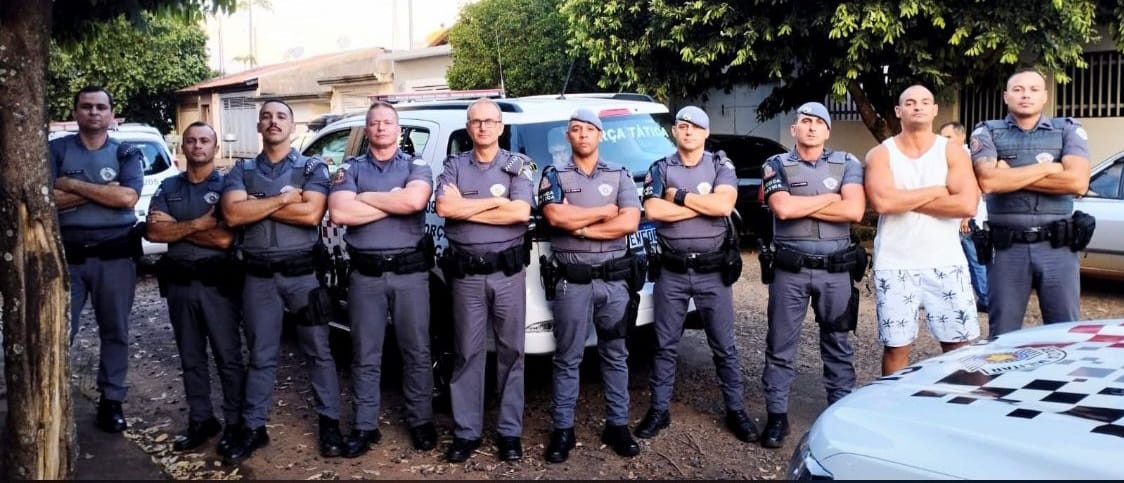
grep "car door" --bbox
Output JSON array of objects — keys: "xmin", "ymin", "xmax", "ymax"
[{"xmin": 1076, "ymin": 154, "xmax": 1124, "ymax": 276}]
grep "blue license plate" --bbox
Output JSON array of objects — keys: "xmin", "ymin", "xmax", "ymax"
[{"xmin": 628, "ymin": 221, "xmax": 657, "ymax": 250}]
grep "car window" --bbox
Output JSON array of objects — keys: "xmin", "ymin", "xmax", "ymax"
[
  {"xmin": 131, "ymin": 141, "xmax": 171, "ymax": 176},
  {"xmin": 303, "ymin": 128, "xmax": 351, "ymax": 166},
  {"xmin": 401, "ymin": 127, "xmax": 430, "ymax": 156},
  {"xmin": 514, "ymin": 113, "xmax": 676, "ymax": 177},
  {"xmin": 707, "ymin": 135, "xmax": 787, "ymax": 179},
  {"xmin": 446, "ymin": 126, "xmax": 513, "ymax": 156},
  {"xmin": 1087, "ymin": 160, "xmax": 1123, "ymax": 199}
]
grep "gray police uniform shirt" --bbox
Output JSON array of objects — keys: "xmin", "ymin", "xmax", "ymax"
[
  {"xmin": 969, "ymin": 114, "xmax": 1089, "ymax": 229},
  {"xmin": 48, "ymin": 135, "xmax": 145, "ymax": 244},
  {"xmin": 435, "ymin": 149, "xmax": 535, "ymax": 256},
  {"xmin": 643, "ymin": 151, "xmax": 737, "ymax": 253},
  {"xmin": 149, "ymin": 170, "xmax": 227, "ymax": 262},
  {"xmin": 330, "ymin": 149, "xmax": 434, "ymax": 253},
  {"xmin": 538, "ymin": 158, "xmax": 639, "ymax": 265},
  {"xmin": 762, "ymin": 149, "xmax": 863, "ymax": 256},
  {"xmin": 222, "ymin": 148, "xmax": 330, "ymax": 258}
]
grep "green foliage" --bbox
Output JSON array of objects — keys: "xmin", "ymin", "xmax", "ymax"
[
  {"xmin": 51, "ymin": 0, "xmax": 236, "ymax": 44},
  {"xmin": 565, "ymin": 0, "xmax": 1120, "ymax": 141},
  {"xmin": 47, "ymin": 11, "xmax": 213, "ymax": 133},
  {"xmin": 447, "ymin": 0, "xmax": 603, "ymax": 96}
]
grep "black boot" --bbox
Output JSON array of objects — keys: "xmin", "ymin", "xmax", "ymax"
[
  {"xmin": 319, "ymin": 416, "xmax": 344, "ymax": 458},
  {"xmin": 445, "ymin": 437, "xmax": 481, "ymax": 463},
  {"xmin": 409, "ymin": 423, "xmax": 437, "ymax": 451},
  {"xmin": 223, "ymin": 426, "xmax": 269, "ymax": 465},
  {"xmin": 342, "ymin": 429, "xmax": 382, "ymax": 458},
  {"xmin": 761, "ymin": 412, "xmax": 790, "ymax": 449},
  {"xmin": 95, "ymin": 397, "xmax": 128, "ymax": 433},
  {"xmin": 216, "ymin": 422, "xmax": 243, "ymax": 457},
  {"xmin": 634, "ymin": 408, "xmax": 670, "ymax": 439},
  {"xmin": 496, "ymin": 436, "xmax": 523, "ymax": 461},
  {"xmin": 172, "ymin": 417, "xmax": 221, "ymax": 452},
  {"xmin": 544, "ymin": 428, "xmax": 575, "ymax": 463},
  {"xmin": 724, "ymin": 409, "xmax": 760, "ymax": 443},
  {"xmin": 601, "ymin": 424, "xmax": 640, "ymax": 457}
]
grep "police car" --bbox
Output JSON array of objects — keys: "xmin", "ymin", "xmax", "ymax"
[
  {"xmin": 49, "ymin": 123, "xmax": 180, "ymax": 255},
  {"xmin": 788, "ymin": 320, "xmax": 1124, "ymax": 480},
  {"xmin": 302, "ymin": 93, "xmax": 676, "ymax": 355}
]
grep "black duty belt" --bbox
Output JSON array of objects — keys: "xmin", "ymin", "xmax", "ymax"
[
  {"xmin": 348, "ymin": 246, "xmax": 433, "ymax": 277},
  {"xmin": 63, "ymin": 229, "xmax": 140, "ymax": 264},
  {"xmin": 439, "ymin": 244, "xmax": 527, "ymax": 278},
  {"xmin": 157, "ymin": 255, "xmax": 233, "ymax": 286},
  {"xmin": 659, "ymin": 249, "xmax": 725, "ymax": 274},
  {"xmin": 997, "ymin": 225, "xmax": 1055, "ymax": 244},
  {"xmin": 555, "ymin": 255, "xmax": 633, "ymax": 283},
  {"xmin": 774, "ymin": 246, "xmax": 858, "ymax": 274},
  {"xmin": 242, "ymin": 246, "xmax": 322, "ymax": 278}
]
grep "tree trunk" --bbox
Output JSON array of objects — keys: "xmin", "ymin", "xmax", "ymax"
[
  {"xmin": 848, "ymin": 80, "xmax": 898, "ymax": 142},
  {"xmin": 0, "ymin": 0, "xmax": 76, "ymax": 479}
]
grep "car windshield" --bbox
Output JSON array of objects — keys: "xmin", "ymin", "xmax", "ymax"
[
  {"xmin": 514, "ymin": 112, "xmax": 676, "ymax": 178},
  {"xmin": 129, "ymin": 141, "xmax": 172, "ymax": 176}
]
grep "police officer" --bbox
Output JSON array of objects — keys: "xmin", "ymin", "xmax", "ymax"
[
  {"xmin": 327, "ymin": 101, "xmax": 437, "ymax": 457},
  {"xmin": 970, "ymin": 68, "xmax": 1091, "ymax": 336},
  {"xmin": 145, "ymin": 121, "xmax": 245, "ymax": 455},
  {"xmin": 636, "ymin": 106, "xmax": 759, "ymax": 444},
  {"xmin": 434, "ymin": 98, "xmax": 534, "ymax": 463},
  {"xmin": 50, "ymin": 85, "xmax": 144, "ymax": 433},
  {"xmin": 538, "ymin": 109, "xmax": 642, "ymax": 463},
  {"xmin": 759, "ymin": 103, "xmax": 863, "ymax": 449},
  {"xmin": 220, "ymin": 99, "xmax": 343, "ymax": 465}
]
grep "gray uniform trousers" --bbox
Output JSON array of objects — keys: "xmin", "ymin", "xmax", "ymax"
[
  {"xmin": 987, "ymin": 242, "xmax": 1080, "ymax": 336},
  {"xmin": 550, "ymin": 278, "xmax": 630, "ymax": 429},
  {"xmin": 167, "ymin": 281, "xmax": 245, "ymax": 424},
  {"xmin": 70, "ymin": 256, "xmax": 136, "ymax": 401},
  {"xmin": 348, "ymin": 270, "xmax": 433, "ymax": 430},
  {"xmin": 762, "ymin": 268, "xmax": 855, "ymax": 414},
  {"xmin": 449, "ymin": 269, "xmax": 526, "ymax": 439},
  {"xmin": 649, "ymin": 269, "xmax": 744, "ymax": 411},
  {"xmin": 241, "ymin": 272, "xmax": 340, "ymax": 429}
]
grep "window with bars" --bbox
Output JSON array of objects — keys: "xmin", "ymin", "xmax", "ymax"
[
  {"xmin": 1057, "ymin": 50, "xmax": 1124, "ymax": 118},
  {"xmin": 958, "ymin": 85, "xmax": 1006, "ymax": 131}
]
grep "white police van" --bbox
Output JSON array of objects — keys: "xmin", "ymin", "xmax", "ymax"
[
  {"xmin": 302, "ymin": 94, "xmax": 676, "ymax": 356},
  {"xmin": 48, "ymin": 123, "xmax": 180, "ymax": 255},
  {"xmin": 788, "ymin": 320, "xmax": 1124, "ymax": 480}
]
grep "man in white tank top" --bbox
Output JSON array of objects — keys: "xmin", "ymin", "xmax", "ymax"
[{"xmin": 864, "ymin": 85, "xmax": 981, "ymax": 376}]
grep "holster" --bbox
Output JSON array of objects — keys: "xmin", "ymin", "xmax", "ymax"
[
  {"xmin": 645, "ymin": 247, "xmax": 661, "ymax": 282},
  {"xmin": 1070, "ymin": 211, "xmax": 1096, "ymax": 251},
  {"xmin": 756, "ymin": 239, "xmax": 775, "ymax": 285},
  {"xmin": 848, "ymin": 244, "xmax": 869, "ymax": 283},
  {"xmin": 300, "ymin": 286, "xmax": 336, "ymax": 326},
  {"xmin": 822, "ymin": 285, "xmax": 859, "ymax": 333},
  {"xmin": 719, "ymin": 217, "xmax": 742, "ymax": 286},
  {"xmin": 539, "ymin": 255, "xmax": 559, "ymax": 301}
]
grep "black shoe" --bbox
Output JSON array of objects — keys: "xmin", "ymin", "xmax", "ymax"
[
  {"xmin": 172, "ymin": 417, "xmax": 222, "ymax": 452},
  {"xmin": 544, "ymin": 428, "xmax": 576, "ymax": 463},
  {"xmin": 319, "ymin": 416, "xmax": 344, "ymax": 458},
  {"xmin": 223, "ymin": 426, "xmax": 269, "ymax": 465},
  {"xmin": 95, "ymin": 397, "xmax": 128, "ymax": 433},
  {"xmin": 496, "ymin": 436, "xmax": 523, "ymax": 461},
  {"xmin": 217, "ymin": 423, "xmax": 243, "ymax": 457},
  {"xmin": 601, "ymin": 424, "xmax": 640, "ymax": 457},
  {"xmin": 409, "ymin": 423, "xmax": 437, "ymax": 451},
  {"xmin": 342, "ymin": 429, "xmax": 382, "ymax": 458},
  {"xmin": 445, "ymin": 437, "xmax": 481, "ymax": 463},
  {"xmin": 634, "ymin": 408, "xmax": 670, "ymax": 439},
  {"xmin": 761, "ymin": 413, "xmax": 790, "ymax": 449},
  {"xmin": 724, "ymin": 409, "xmax": 760, "ymax": 443}
]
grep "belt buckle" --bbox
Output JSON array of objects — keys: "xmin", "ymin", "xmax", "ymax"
[
  {"xmin": 806, "ymin": 255, "xmax": 827, "ymax": 269},
  {"xmin": 1023, "ymin": 227, "xmax": 1043, "ymax": 243}
]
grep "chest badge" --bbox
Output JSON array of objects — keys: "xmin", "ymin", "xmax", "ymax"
[
  {"xmin": 1035, "ymin": 152, "xmax": 1055, "ymax": 164},
  {"xmin": 99, "ymin": 167, "xmax": 117, "ymax": 181},
  {"xmin": 598, "ymin": 183, "xmax": 613, "ymax": 196},
  {"xmin": 823, "ymin": 177, "xmax": 839, "ymax": 190},
  {"xmin": 696, "ymin": 182, "xmax": 712, "ymax": 195},
  {"xmin": 490, "ymin": 183, "xmax": 507, "ymax": 197},
  {"xmin": 204, "ymin": 191, "xmax": 220, "ymax": 205}
]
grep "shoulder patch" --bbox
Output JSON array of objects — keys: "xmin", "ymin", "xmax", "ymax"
[
  {"xmin": 331, "ymin": 168, "xmax": 348, "ymax": 185},
  {"xmin": 413, "ymin": 157, "xmax": 427, "ymax": 166},
  {"xmin": 1074, "ymin": 126, "xmax": 1088, "ymax": 140},
  {"xmin": 763, "ymin": 163, "xmax": 776, "ymax": 180}
]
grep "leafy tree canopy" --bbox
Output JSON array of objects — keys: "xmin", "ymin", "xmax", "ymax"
[
  {"xmin": 447, "ymin": 0, "xmax": 604, "ymax": 96},
  {"xmin": 564, "ymin": 0, "xmax": 1124, "ymax": 141},
  {"xmin": 48, "ymin": 10, "xmax": 213, "ymax": 132}
]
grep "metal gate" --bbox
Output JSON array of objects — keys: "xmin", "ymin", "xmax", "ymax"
[{"xmin": 219, "ymin": 92, "xmax": 259, "ymax": 158}]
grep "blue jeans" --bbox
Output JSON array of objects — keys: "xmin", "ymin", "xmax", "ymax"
[{"xmin": 960, "ymin": 231, "xmax": 988, "ymax": 310}]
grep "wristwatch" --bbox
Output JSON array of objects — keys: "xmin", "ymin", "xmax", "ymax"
[
  {"xmin": 578, "ymin": 226, "xmax": 587, "ymax": 239},
  {"xmin": 673, "ymin": 189, "xmax": 688, "ymax": 206}
]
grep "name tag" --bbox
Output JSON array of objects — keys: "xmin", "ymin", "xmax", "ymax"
[
  {"xmin": 790, "ymin": 182, "xmax": 808, "ymax": 187},
  {"xmin": 461, "ymin": 190, "xmax": 479, "ymax": 196}
]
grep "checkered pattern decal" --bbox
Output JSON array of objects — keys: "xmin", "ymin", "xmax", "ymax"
[{"xmin": 883, "ymin": 322, "xmax": 1124, "ymax": 440}]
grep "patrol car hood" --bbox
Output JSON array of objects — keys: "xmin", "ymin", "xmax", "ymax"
[{"xmin": 809, "ymin": 320, "xmax": 1124, "ymax": 479}]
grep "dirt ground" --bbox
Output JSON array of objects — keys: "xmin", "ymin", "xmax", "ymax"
[{"xmin": 7, "ymin": 252, "xmax": 1124, "ymax": 480}]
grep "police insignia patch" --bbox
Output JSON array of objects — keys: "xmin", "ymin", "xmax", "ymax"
[
  {"xmin": 763, "ymin": 164, "xmax": 775, "ymax": 180},
  {"xmin": 598, "ymin": 183, "xmax": 613, "ymax": 196},
  {"xmin": 1075, "ymin": 127, "xmax": 1088, "ymax": 140},
  {"xmin": 331, "ymin": 168, "xmax": 347, "ymax": 185},
  {"xmin": 1035, "ymin": 152, "xmax": 1055, "ymax": 164},
  {"xmin": 99, "ymin": 167, "xmax": 117, "ymax": 181},
  {"xmin": 204, "ymin": 191, "xmax": 220, "ymax": 204},
  {"xmin": 490, "ymin": 183, "xmax": 506, "ymax": 197},
  {"xmin": 969, "ymin": 138, "xmax": 982, "ymax": 154},
  {"xmin": 697, "ymin": 182, "xmax": 712, "ymax": 195},
  {"xmin": 823, "ymin": 177, "xmax": 839, "ymax": 190}
]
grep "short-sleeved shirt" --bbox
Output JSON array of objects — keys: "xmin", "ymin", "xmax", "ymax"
[
  {"xmin": 149, "ymin": 169, "xmax": 227, "ymax": 261},
  {"xmin": 538, "ymin": 157, "xmax": 639, "ymax": 264},
  {"xmin": 969, "ymin": 114, "xmax": 1089, "ymax": 164},
  {"xmin": 762, "ymin": 149, "xmax": 863, "ymax": 255},
  {"xmin": 435, "ymin": 149, "xmax": 535, "ymax": 255},
  {"xmin": 330, "ymin": 148, "xmax": 433, "ymax": 252},
  {"xmin": 643, "ymin": 151, "xmax": 736, "ymax": 252},
  {"xmin": 48, "ymin": 135, "xmax": 144, "ymax": 243}
]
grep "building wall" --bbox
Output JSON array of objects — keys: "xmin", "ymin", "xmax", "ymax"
[{"xmin": 393, "ymin": 55, "xmax": 452, "ymax": 91}]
